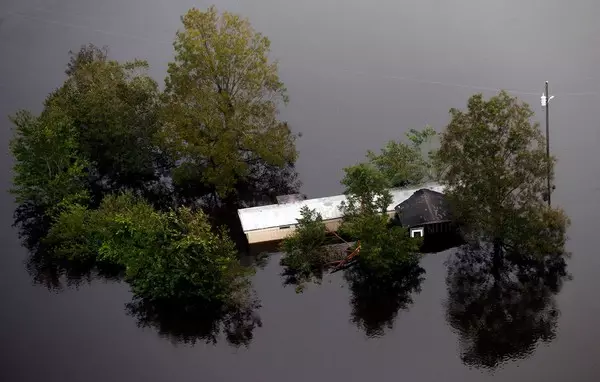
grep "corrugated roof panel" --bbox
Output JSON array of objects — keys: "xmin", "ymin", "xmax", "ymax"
[{"xmin": 237, "ymin": 183, "xmax": 444, "ymax": 232}]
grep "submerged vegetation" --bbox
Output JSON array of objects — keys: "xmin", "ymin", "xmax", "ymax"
[
  {"xmin": 10, "ymin": 5, "xmax": 570, "ymax": 355},
  {"xmin": 435, "ymin": 91, "xmax": 570, "ymax": 260},
  {"xmin": 10, "ymin": 6, "xmax": 295, "ymax": 343},
  {"xmin": 280, "ymin": 206, "xmax": 331, "ymax": 291},
  {"xmin": 279, "ymin": 126, "xmax": 433, "ymax": 292}
]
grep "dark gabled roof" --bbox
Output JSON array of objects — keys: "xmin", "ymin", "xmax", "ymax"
[{"xmin": 394, "ymin": 189, "xmax": 452, "ymax": 227}]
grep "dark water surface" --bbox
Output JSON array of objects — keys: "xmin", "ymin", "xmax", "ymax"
[{"xmin": 1, "ymin": 1, "xmax": 600, "ymax": 381}]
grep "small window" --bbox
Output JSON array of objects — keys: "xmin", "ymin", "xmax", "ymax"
[
  {"xmin": 279, "ymin": 225, "xmax": 291, "ymax": 230},
  {"xmin": 410, "ymin": 227, "xmax": 424, "ymax": 238}
]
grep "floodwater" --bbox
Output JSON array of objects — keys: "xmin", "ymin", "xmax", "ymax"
[{"xmin": 1, "ymin": 0, "xmax": 600, "ymax": 381}]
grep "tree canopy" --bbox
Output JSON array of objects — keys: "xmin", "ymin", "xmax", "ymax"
[
  {"xmin": 45, "ymin": 193, "xmax": 252, "ymax": 306},
  {"xmin": 435, "ymin": 91, "xmax": 569, "ymax": 257},
  {"xmin": 10, "ymin": 109, "xmax": 89, "ymax": 219},
  {"xmin": 279, "ymin": 127, "xmax": 433, "ymax": 292},
  {"xmin": 162, "ymin": 6, "xmax": 297, "ymax": 200},
  {"xmin": 52, "ymin": 44, "xmax": 162, "ymax": 200},
  {"xmin": 10, "ymin": 6, "xmax": 300, "ymax": 323},
  {"xmin": 367, "ymin": 125, "xmax": 437, "ymax": 188},
  {"xmin": 9, "ymin": 5, "xmax": 573, "ymax": 348},
  {"xmin": 279, "ymin": 206, "xmax": 332, "ymax": 292}
]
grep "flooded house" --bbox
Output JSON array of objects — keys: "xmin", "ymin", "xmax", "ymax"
[
  {"xmin": 237, "ymin": 184, "xmax": 447, "ymax": 245},
  {"xmin": 392, "ymin": 188, "xmax": 461, "ymax": 251}
]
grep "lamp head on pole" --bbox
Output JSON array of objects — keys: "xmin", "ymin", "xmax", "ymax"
[{"xmin": 541, "ymin": 93, "xmax": 555, "ymax": 108}]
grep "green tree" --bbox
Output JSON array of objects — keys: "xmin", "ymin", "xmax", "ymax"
[
  {"xmin": 10, "ymin": 108, "xmax": 89, "ymax": 219},
  {"xmin": 366, "ymin": 125, "xmax": 437, "ymax": 188},
  {"xmin": 162, "ymin": 6, "xmax": 297, "ymax": 200},
  {"xmin": 280, "ymin": 206, "xmax": 330, "ymax": 291},
  {"xmin": 435, "ymin": 91, "xmax": 569, "ymax": 259},
  {"xmin": 339, "ymin": 163, "xmax": 421, "ymax": 280},
  {"xmin": 340, "ymin": 163, "xmax": 392, "ymax": 220},
  {"xmin": 46, "ymin": 193, "xmax": 252, "ymax": 306},
  {"xmin": 51, "ymin": 44, "xmax": 162, "ymax": 199},
  {"xmin": 336, "ymin": 161, "xmax": 423, "ymax": 335}
]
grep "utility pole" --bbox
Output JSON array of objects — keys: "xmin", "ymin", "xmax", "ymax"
[{"xmin": 541, "ymin": 81, "xmax": 553, "ymax": 207}]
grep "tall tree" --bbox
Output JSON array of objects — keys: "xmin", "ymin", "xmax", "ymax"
[
  {"xmin": 51, "ymin": 44, "xmax": 163, "ymax": 200},
  {"xmin": 162, "ymin": 6, "xmax": 298, "ymax": 201},
  {"xmin": 435, "ymin": 91, "xmax": 569, "ymax": 258}
]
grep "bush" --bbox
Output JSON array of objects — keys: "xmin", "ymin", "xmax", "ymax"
[
  {"xmin": 339, "ymin": 162, "xmax": 422, "ymax": 281},
  {"xmin": 46, "ymin": 193, "xmax": 252, "ymax": 306},
  {"xmin": 280, "ymin": 206, "xmax": 330, "ymax": 291},
  {"xmin": 341, "ymin": 213, "xmax": 421, "ymax": 283},
  {"xmin": 10, "ymin": 109, "xmax": 89, "ymax": 219}
]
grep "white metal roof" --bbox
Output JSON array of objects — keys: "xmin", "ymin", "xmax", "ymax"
[{"xmin": 237, "ymin": 183, "xmax": 444, "ymax": 232}]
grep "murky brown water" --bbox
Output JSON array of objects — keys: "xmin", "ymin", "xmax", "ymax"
[{"xmin": 1, "ymin": 0, "xmax": 600, "ymax": 381}]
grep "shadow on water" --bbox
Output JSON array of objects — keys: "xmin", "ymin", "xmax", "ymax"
[
  {"xmin": 14, "ymin": 204, "xmax": 262, "ymax": 348},
  {"xmin": 344, "ymin": 233, "xmax": 462, "ymax": 337},
  {"xmin": 344, "ymin": 263, "xmax": 426, "ymax": 338},
  {"xmin": 11, "ymin": 159, "xmax": 301, "ymax": 347},
  {"xmin": 125, "ymin": 297, "xmax": 262, "ymax": 347},
  {"xmin": 14, "ymin": 203, "xmax": 123, "ymax": 291},
  {"xmin": 421, "ymin": 232, "xmax": 465, "ymax": 254},
  {"xmin": 444, "ymin": 244, "xmax": 570, "ymax": 370}
]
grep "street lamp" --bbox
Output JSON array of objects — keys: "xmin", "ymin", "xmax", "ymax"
[{"xmin": 541, "ymin": 81, "xmax": 554, "ymax": 207}]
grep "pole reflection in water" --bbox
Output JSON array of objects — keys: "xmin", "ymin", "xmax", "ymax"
[{"xmin": 445, "ymin": 244, "xmax": 570, "ymax": 369}]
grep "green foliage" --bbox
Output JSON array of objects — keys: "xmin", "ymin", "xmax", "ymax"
[
  {"xmin": 339, "ymin": 161, "xmax": 421, "ymax": 280},
  {"xmin": 347, "ymin": 213, "xmax": 421, "ymax": 282},
  {"xmin": 162, "ymin": 6, "xmax": 297, "ymax": 198},
  {"xmin": 46, "ymin": 193, "xmax": 252, "ymax": 305},
  {"xmin": 505, "ymin": 206, "xmax": 570, "ymax": 257},
  {"xmin": 11, "ymin": 11, "xmax": 302, "ymax": 320},
  {"xmin": 367, "ymin": 125, "xmax": 437, "ymax": 188},
  {"xmin": 11, "ymin": 43, "xmax": 163, "ymax": 219},
  {"xmin": 340, "ymin": 163, "xmax": 392, "ymax": 219},
  {"xmin": 10, "ymin": 109, "xmax": 89, "ymax": 218},
  {"xmin": 44, "ymin": 204, "xmax": 102, "ymax": 262},
  {"xmin": 435, "ymin": 91, "xmax": 569, "ymax": 256},
  {"xmin": 280, "ymin": 206, "xmax": 329, "ymax": 291},
  {"xmin": 338, "ymin": 153, "xmax": 425, "ymax": 334},
  {"xmin": 52, "ymin": 44, "xmax": 162, "ymax": 194}
]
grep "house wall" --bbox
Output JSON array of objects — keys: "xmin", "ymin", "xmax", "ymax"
[{"xmin": 245, "ymin": 211, "xmax": 396, "ymax": 244}]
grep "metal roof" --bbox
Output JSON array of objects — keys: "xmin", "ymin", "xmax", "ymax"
[{"xmin": 238, "ymin": 183, "xmax": 444, "ymax": 232}]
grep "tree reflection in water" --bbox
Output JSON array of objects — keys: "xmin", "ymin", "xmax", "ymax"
[
  {"xmin": 15, "ymin": 205, "xmax": 262, "ymax": 348},
  {"xmin": 345, "ymin": 263, "xmax": 426, "ymax": 337},
  {"xmin": 445, "ymin": 244, "xmax": 570, "ymax": 369},
  {"xmin": 15, "ymin": 203, "xmax": 121, "ymax": 292},
  {"xmin": 126, "ymin": 297, "xmax": 262, "ymax": 347}
]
